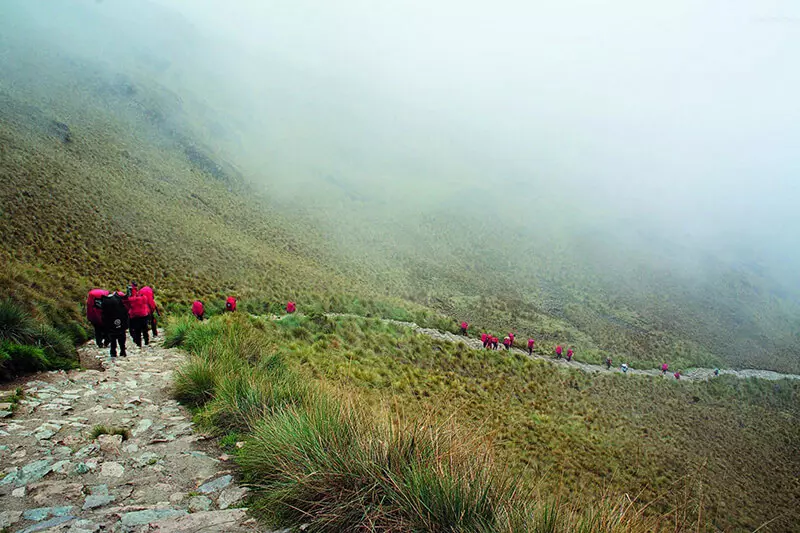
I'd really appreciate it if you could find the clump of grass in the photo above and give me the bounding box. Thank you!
[0,342,49,380]
[173,355,218,407]
[164,315,197,348]
[0,299,37,344]
[90,425,131,441]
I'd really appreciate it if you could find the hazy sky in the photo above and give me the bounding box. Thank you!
[151,0,800,244]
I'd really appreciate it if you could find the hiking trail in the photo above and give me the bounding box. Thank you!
[0,336,269,533]
[323,313,800,382]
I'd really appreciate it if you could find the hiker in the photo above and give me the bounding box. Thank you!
[503,336,511,350]
[481,333,489,347]
[566,348,574,362]
[674,371,681,380]
[225,297,237,312]
[661,363,668,375]
[86,288,109,348]
[127,291,151,348]
[605,357,612,370]
[96,291,129,358]
[555,345,563,359]
[492,336,499,350]
[140,286,159,337]
[527,338,535,355]
[128,281,139,297]
[286,301,296,314]
[714,368,720,377]
[508,332,515,346]
[191,300,205,320]
[621,363,629,374]
[460,321,469,336]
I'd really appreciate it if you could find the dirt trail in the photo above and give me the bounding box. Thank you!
[0,336,266,533]
[324,313,800,382]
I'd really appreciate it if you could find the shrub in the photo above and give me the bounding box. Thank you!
[90,425,131,441]
[173,356,218,407]
[164,315,197,348]
[0,299,36,343]
[0,341,49,379]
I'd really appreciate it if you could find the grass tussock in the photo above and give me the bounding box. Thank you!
[90,425,131,441]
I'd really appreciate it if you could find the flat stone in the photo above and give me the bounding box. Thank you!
[153,509,249,533]
[218,486,248,510]
[120,509,187,527]
[74,462,90,474]
[82,494,116,510]
[12,486,26,497]
[169,492,185,504]
[0,402,12,409]
[74,443,99,458]
[52,460,72,474]
[98,434,123,455]
[99,461,124,478]
[90,484,109,495]
[34,429,56,440]
[137,451,161,467]
[188,495,213,512]
[67,518,99,533]
[198,475,232,494]
[23,505,74,521]
[0,410,12,418]
[17,515,75,533]
[30,481,84,504]
[0,510,22,528]
[123,443,139,453]
[132,418,153,437]
[0,459,52,486]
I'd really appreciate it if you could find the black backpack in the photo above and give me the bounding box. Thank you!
[98,293,129,332]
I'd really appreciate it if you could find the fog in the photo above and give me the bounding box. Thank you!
[3,0,800,286]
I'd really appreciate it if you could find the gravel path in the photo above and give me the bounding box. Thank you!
[0,336,270,533]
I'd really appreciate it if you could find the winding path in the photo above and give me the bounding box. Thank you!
[322,313,800,382]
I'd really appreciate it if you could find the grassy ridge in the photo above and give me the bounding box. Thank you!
[167,314,714,532]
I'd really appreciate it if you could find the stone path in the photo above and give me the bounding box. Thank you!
[323,313,800,382]
[0,336,263,533]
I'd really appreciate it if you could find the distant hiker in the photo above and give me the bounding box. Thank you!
[674,371,681,380]
[503,336,511,350]
[527,338,535,355]
[460,321,469,335]
[555,345,563,359]
[605,357,612,370]
[714,368,720,377]
[128,281,139,297]
[566,348,574,362]
[621,363,629,374]
[127,292,151,348]
[492,336,499,350]
[86,289,109,348]
[286,301,296,314]
[508,332,515,346]
[481,333,489,347]
[96,291,129,358]
[661,363,668,376]
[191,300,205,321]
[140,286,159,337]
[225,297,237,312]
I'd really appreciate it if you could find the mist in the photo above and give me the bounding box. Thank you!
[2,0,800,292]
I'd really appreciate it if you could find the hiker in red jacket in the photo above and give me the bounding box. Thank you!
[605,357,612,369]
[661,363,668,375]
[191,300,205,320]
[555,345,563,359]
[460,321,468,336]
[225,297,237,312]
[127,293,151,348]
[86,289,109,348]
[674,371,681,380]
[527,338,535,355]
[502,336,511,350]
[491,336,499,350]
[508,332,515,346]
[481,333,488,347]
[566,348,574,362]
[286,301,296,314]
[139,286,159,337]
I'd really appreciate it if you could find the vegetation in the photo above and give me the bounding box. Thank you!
[0,299,79,379]
[89,425,131,441]
[168,315,799,531]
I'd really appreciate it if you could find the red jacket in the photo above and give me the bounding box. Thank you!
[527,338,535,348]
[503,337,511,346]
[662,363,668,372]
[556,345,563,355]
[226,297,237,312]
[192,300,204,317]
[567,349,574,358]
[140,286,157,314]
[481,333,488,343]
[509,333,515,343]
[128,294,150,318]
[461,322,468,330]
[286,301,296,313]
[491,337,498,344]
[86,289,109,325]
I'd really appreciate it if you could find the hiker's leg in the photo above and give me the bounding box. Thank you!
[150,314,158,336]
[142,318,150,346]
[94,325,104,347]
[119,333,127,356]
[131,321,142,348]
[110,335,118,357]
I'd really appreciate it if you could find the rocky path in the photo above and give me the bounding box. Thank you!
[324,313,800,382]
[0,337,263,533]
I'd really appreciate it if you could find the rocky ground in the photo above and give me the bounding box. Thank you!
[0,336,273,533]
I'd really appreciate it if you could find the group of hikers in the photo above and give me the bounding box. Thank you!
[189,298,296,320]
[459,322,700,379]
[85,282,159,358]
